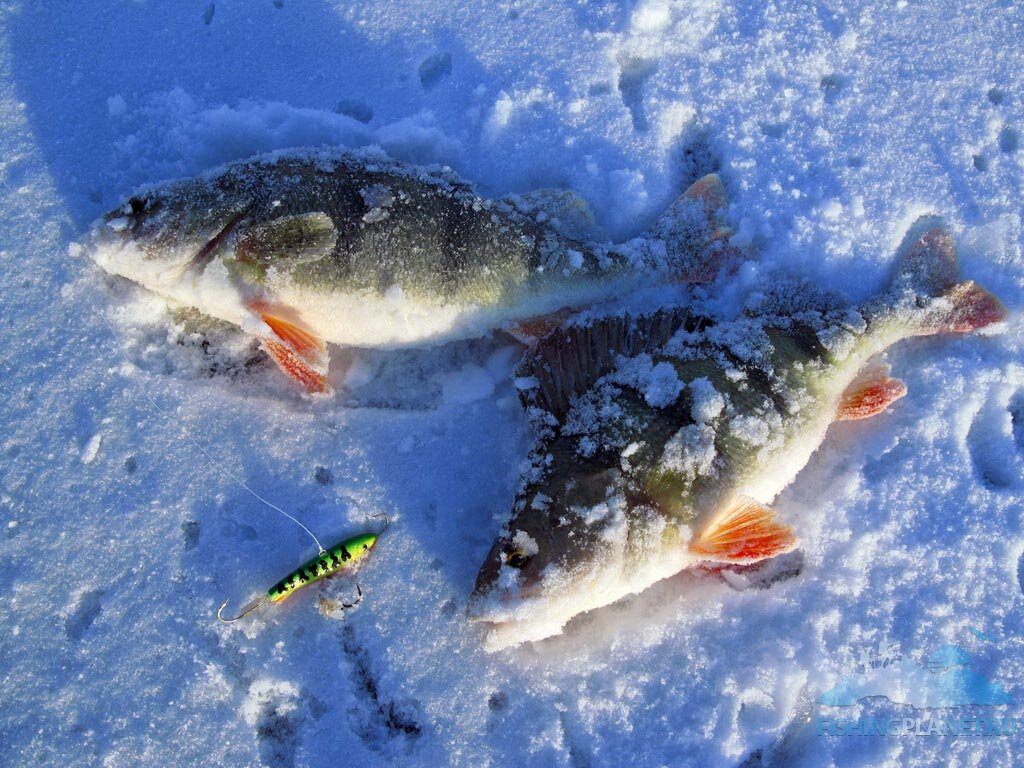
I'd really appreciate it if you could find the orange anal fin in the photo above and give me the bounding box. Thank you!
[690,496,797,564]
[506,307,578,345]
[837,376,907,421]
[247,302,331,395]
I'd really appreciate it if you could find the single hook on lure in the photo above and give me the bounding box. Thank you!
[217,531,380,623]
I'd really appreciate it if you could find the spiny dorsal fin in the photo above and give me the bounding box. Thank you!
[690,496,797,563]
[236,212,337,265]
[507,188,597,240]
[515,308,706,420]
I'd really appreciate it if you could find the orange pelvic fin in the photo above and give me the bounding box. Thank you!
[248,302,331,395]
[690,496,797,564]
[837,366,907,421]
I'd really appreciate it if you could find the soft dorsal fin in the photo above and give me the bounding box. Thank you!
[646,173,742,283]
[680,173,728,229]
[891,216,959,297]
[690,496,797,563]
[236,211,337,265]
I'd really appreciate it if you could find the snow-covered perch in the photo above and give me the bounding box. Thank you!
[468,219,1006,650]
[88,148,739,394]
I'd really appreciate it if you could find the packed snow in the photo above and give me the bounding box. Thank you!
[1,1,1022,767]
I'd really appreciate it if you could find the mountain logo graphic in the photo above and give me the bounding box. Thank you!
[818,644,1014,709]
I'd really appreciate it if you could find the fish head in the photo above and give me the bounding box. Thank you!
[468,473,675,651]
[90,176,254,289]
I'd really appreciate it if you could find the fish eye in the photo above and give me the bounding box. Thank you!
[128,197,147,216]
[504,548,531,569]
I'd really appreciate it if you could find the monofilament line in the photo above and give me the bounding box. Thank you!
[100,311,326,554]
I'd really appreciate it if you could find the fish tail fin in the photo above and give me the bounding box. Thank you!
[689,497,797,564]
[880,217,1005,335]
[647,174,742,284]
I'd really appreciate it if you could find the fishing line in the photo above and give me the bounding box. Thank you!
[100,310,327,554]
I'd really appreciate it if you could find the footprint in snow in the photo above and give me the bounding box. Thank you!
[64,588,104,641]
[999,126,1019,153]
[418,52,452,90]
[248,681,303,768]
[966,387,1024,490]
[616,51,657,132]
[335,98,373,124]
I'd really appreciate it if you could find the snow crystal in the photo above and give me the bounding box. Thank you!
[661,423,717,482]
[511,529,539,557]
[438,363,495,404]
[81,433,102,464]
[612,354,683,408]
[688,377,725,423]
[729,414,772,446]
[106,94,127,117]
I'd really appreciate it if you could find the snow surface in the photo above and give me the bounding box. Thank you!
[1,1,1023,766]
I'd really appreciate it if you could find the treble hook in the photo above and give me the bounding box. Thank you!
[369,512,391,534]
[217,595,267,623]
[340,581,363,609]
[218,582,363,623]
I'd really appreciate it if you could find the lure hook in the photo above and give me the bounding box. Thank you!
[217,595,267,623]
[369,512,391,534]
[341,581,363,609]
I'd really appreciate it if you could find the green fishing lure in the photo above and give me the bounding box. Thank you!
[217,532,379,622]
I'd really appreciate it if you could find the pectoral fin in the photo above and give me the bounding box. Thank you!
[248,302,332,395]
[690,496,797,563]
[236,212,337,265]
[837,365,907,421]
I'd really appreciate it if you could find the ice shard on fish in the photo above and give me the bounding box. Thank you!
[468,218,1005,650]
[89,148,737,394]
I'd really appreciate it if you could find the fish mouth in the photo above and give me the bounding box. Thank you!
[466,585,575,651]
[88,216,195,288]
[468,615,562,652]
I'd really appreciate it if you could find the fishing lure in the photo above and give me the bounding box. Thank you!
[217,531,380,622]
